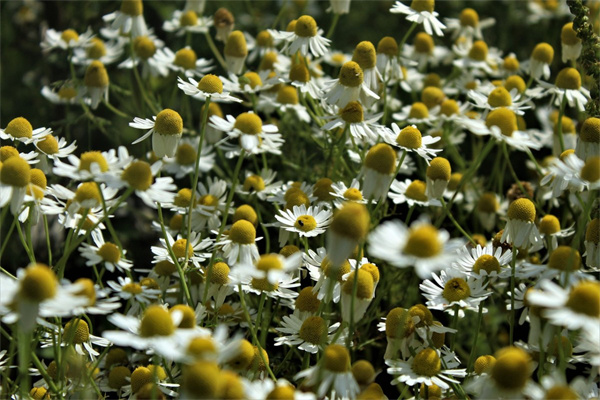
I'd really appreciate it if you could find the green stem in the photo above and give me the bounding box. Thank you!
[42,214,52,266]
[204,32,227,71]
[326,13,341,39]
[397,22,418,54]
[450,304,460,352]
[16,221,35,264]
[509,249,518,344]
[440,198,475,244]
[467,301,485,373]
[555,95,568,154]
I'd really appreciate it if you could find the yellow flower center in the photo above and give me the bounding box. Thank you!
[352,41,376,69]
[322,257,351,281]
[440,99,459,116]
[488,87,512,107]
[294,215,317,232]
[408,102,429,119]
[365,143,396,174]
[214,7,234,28]
[260,51,278,71]
[155,109,183,136]
[561,22,580,45]
[108,366,131,389]
[412,348,441,376]
[97,242,121,263]
[229,219,256,244]
[29,387,49,400]
[170,304,196,328]
[477,192,498,213]
[266,385,295,400]
[183,362,221,398]
[323,344,350,372]
[61,29,79,44]
[180,10,198,27]
[131,366,153,394]
[411,0,434,13]
[73,278,96,305]
[548,246,581,271]
[276,85,299,105]
[289,62,310,83]
[120,0,143,16]
[423,73,441,88]
[37,135,59,155]
[421,87,445,109]
[240,71,262,89]
[352,360,375,385]
[199,193,219,208]
[539,214,560,235]
[5,117,33,139]
[74,182,101,206]
[298,316,327,344]
[469,40,488,61]
[122,282,142,294]
[84,61,109,88]
[586,218,599,244]
[64,319,90,344]
[121,160,153,191]
[141,277,159,289]
[555,67,581,90]
[254,30,273,48]
[473,254,500,274]
[187,336,217,358]
[295,286,320,312]
[174,188,193,207]
[242,175,265,193]
[251,277,279,291]
[459,8,479,27]
[503,56,520,72]
[20,264,57,302]
[474,355,496,374]
[0,146,19,161]
[256,254,283,272]
[154,260,176,276]
[507,198,536,222]
[414,32,434,54]
[133,36,156,60]
[426,157,451,181]
[105,348,128,368]
[447,173,463,192]
[140,305,175,337]
[404,225,441,258]
[566,281,600,317]
[1,156,30,187]
[79,151,108,172]
[234,113,262,135]
[377,36,398,56]
[344,188,363,201]
[405,180,428,202]
[330,202,370,241]
[396,126,422,150]
[340,101,364,123]
[285,190,310,210]
[337,61,363,87]
[491,347,531,390]
[442,277,471,302]
[226,339,254,370]
[581,156,600,182]
[175,143,197,165]
[505,75,526,94]
[313,177,335,201]
[532,42,554,63]
[342,269,374,299]
[233,204,258,226]
[580,117,600,143]
[486,107,517,137]
[208,261,230,285]
[224,30,248,57]
[174,48,198,70]
[197,74,224,94]
[294,15,317,37]
[172,238,194,259]
[545,385,578,400]
[86,38,106,59]
[560,149,575,161]
[385,307,414,338]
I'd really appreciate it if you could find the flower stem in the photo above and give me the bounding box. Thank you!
[467,301,485,373]
[509,249,518,344]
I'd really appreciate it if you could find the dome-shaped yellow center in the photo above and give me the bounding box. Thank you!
[175,143,197,165]
[122,160,153,191]
[460,8,479,27]
[555,67,581,90]
[289,62,310,83]
[229,219,256,244]
[174,188,193,207]
[121,0,143,16]
[474,355,496,374]
[130,366,153,394]
[170,304,196,328]
[155,109,183,136]
[260,51,278,71]
[295,286,320,312]
[586,218,599,244]
[74,182,102,206]
[233,204,258,226]
[504,75,526,94]
[377,36,398,56]
[209,261,230,285]
[298,315,327,344]
[486,107,517,137]
[340,101,364,123]
[473,254,501,274]
[566,281,600,317]
[140,305,175,337]
[477,192,499,213]
[385,307,414,338]
[243,175,266,193]
[61,29,79,44]
[352,41,376,69]
[20,263,57,302]
[403,224,441,258]
[0,146,19,161]
[97,242,121,263]
[172,238,194,259]
[532,42,554,63]
[108,366,131,389]
[294,15,317,37]
[84,60,109,88]
[79,151,108,172]
[266,385,295,400]
[180,10,198,27]
[322,258,351,281]
[63,319,90,344]
[122,282,143,294]
[187,336,217,358]
[86,38,106,59]
[581,157,600,183]
[338,61,364,87]
[405,180,428,202]
[183,362,221,398]
[352,360,375,385]
[414,32,434,54]
[1,156,30,187]
[503,56,520,72]
[224,31,248,57]
[174,48,198,70]
[5,117,33,139]
[491,347,531,390]
[580,117,600,143]
[226,339,254,370]
[548,246,580,271]
[426,157,451,181]
[421,86,445,109]
[539,214,560,235]
[276,85,298,105]
[440,99,459,116]
[412,348,441,376]
[132,36,156,60]
[561,22,580,45]
[342,269,374,299]
[507,198,535,222]
[343,187,363,201]
[411,0,434,13]
[365,143,397,174]
[323,344,350,372]
[256,30,273,47]
[234,113,262,135]
[442,277,471,302]
[198,74,224,94]
[330,202,370,241]
[396,125,422,149]
[294,215,317,232]
[37,135,59,155]
[408,102,429,119]
[469,40,489,61]
[155,260,176,276]
[488,87,512,107]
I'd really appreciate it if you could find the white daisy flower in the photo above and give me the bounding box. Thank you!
[518,246,591,285]
[330,178,369,209]
[151,231,211,269]
[67,278,122,316]
[420,268,490,316]
[538,67,590,112]
[107,276,161,306]
[82,60,110,109]
[392,101,441,126]
[232,267,300,305]
[118,34,169,78]
[275,204,332,247]
[0,117,51,145]
[444,8,495,41]
[528,42,555,80]
[275,313,344,353]
[72,37,124,66]
[163,9,212,36]
[33,134,77,172]
[177,74,242,103]
[340,267,376,322]
[221,70,275,95]
[386,347,466,390]
[453,242,513,280]
[131,109,184,158]
[257,85,311,123]
[537,214,575,252]
[270,15,331,58]
[390,0,446,37]
[237,168,281,200]
[476,107,542,152]
[322,61,379,109]
[53,146,131,182]
[383,124,441,164]
[188,176,229,232]
[540,153,587,197]
[389,178,442,208]
[102,0,147,38]
[501,198,542,249]
[210,112,281,155]
[218,220,261,266]
[358,143,399,201]
[162,139,215,180]
[41,27,94,51]
[156,46,213,78]
[576,117,600,162]
[369,218,464,279]
[79,230,133,273]
[468,86,532,115]
[41,320,110,360]
[305,247,351,304]
[452,40,501,75]
[41,85,89,105]
[0,156,36,215]
[247,30,278,63]
[403,32,449,71]
[322,101,389,145]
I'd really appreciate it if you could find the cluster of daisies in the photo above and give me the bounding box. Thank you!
[1,0,599,398]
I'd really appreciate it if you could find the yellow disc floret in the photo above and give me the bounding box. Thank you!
[474,355,496,374]
[555,67,581,90]
[174,188,193,207]
[140,305,175,337]
[408,102,429,119]
[440,99,459,116]
[561,22,580,45]
[412,348,441,377]
[74,182,101,206]
[385,307,414,338]
[548,246,581,271]
[507,198,536,222]
[61,29,79,44]
[180,10,198,27]
[295,286,320,312]
[442,277,471,302]
[339,61,363,87]
[224,31,248,57]
[172,238,194,259]
[79,151,108,172]
[84,61,109,88]
[108,366,131,389]
[539,214,560,235]
[352,360,375,385]
[340,101,364,123]
[294,15,317,37]
[566,281,600,317]
[294,215,317,232]
[198,74,223,94]
[227,339,254,370]
[233,204,258,226]
[19,263,57,302]
[154,109,183,136]
[352,41,377,69]
[121,0,143,16]
[4,117,33,139]
[174,48,198,70]
[243,174,266,192]
[121,160,153,191]
[183,361,221,398]
[580,117,600,143]
[365,143,397,174]
[411,0,434,13]
[330,202,370,241]
[405,180,428,202]
[229,220,256,244]
[586,218,599,244]
[234,113,262,135]
[532,42,554,63]
[486,107,517,137]
[323,344,350,372]
[37,135,59,155]
[276,85,299,105]
[342,269,374,299]
[63,319,90,344]
[414,32,434,54]
[377,36,398,56]
[581,157,600,182]
[426,157,451,181]
[175,143,196,165]
[460,8,479,27]
[97,242,121,263]
[504,75,526,94]
[473,254,501,274]
[344,188,363,201]
[503,55,520,72]
[1,156,30,187]
[404,224,441,258]
[170,304,196,328]
[421,86,445,109]
[488,87,512,107]
[491,347,531,390]
[469,40,488,61]
[299,315,327,344]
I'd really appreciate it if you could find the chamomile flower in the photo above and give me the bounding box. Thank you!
[275,204,332,247]
[538,67,590,112]
[40,27,94,51]
[352,41,382,96]
[103,0,147,38]
[233,252,302,289]
[452,39,500,74]
[0,117,51,145]
[304,247,351,303]
[584,218,599,270]
[33,134,77,169]
[43,319,110,360]
[0,156,33,215]
[107,276,161,306]
[53,147,131,181]
[162,138,215,179]
[454,242,513,280]
[386,347,466,390]
[131,109,184,158]
[163,9,212,36]
[295,344,360,399]
[518,246,590,284]
[72,37,124,65]
[118,34,170,78]
[576,117,600,162]
[528,42,554,80]
[236,169,280,200]
[404,32,449,71]
[218,220,261,266]
[359,143,398,201]
[561,22,582,63]
[444,8,495,41]
[384,124,442,163]
[392,101,440,126]
[275,314,344,353]
[79,231,133,273]
[189,176,229,231]
[221,70,275,95]
[537,214,575,252]
[330,179,369,209]
[177,74,242,103]
[481,107,542,152]
[83,60,111,109]
[283,57,322,99]
[340,268,376,322]
[210,112,281,155]
[40,85,87,105]
[151,231,211,269]
[369,218,464,278]
[322,101,388,145]
[322,61,380,108]
[420,268,490,316]
[468,85,532,115]
[527,279,600,334]
[257,85,311,123]
[271,15,330,58]
[540,151,586,197]
[157,46,213,78]
[327,202,370,266]
[68,278,122,316]
[390,0,446,37]
[389,179,442,207]
[501,198,541,249]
